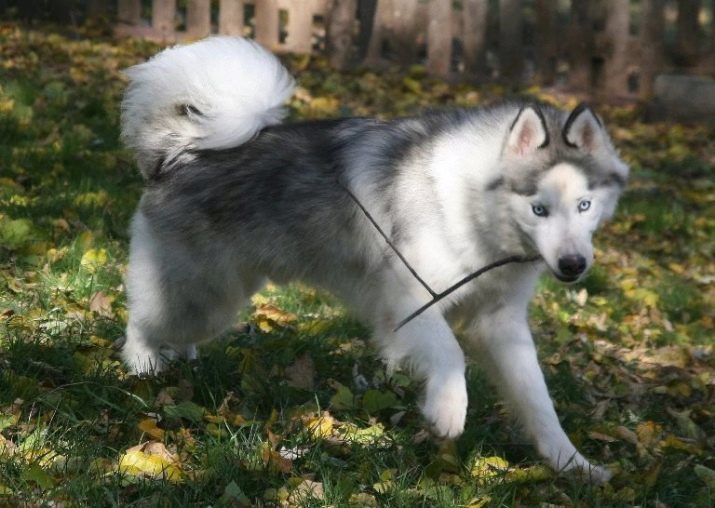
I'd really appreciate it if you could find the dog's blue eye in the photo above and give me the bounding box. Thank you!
[532,205,548,217]
[578,200,591,212]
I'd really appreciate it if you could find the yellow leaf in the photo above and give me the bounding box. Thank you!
[337,422,385,446]
[251,293,270,306]
[465,496,492,508]
[660,434,702,455]
[137,418,165,440]
[73,190,109,208]
[505,464,553,483]
[256,318,273,333]
[306,413,334,440]
[118,443,183,482]
[78,231,94,249]
[308,96,339,115]
[349,492,378,506]
[231,414,249,426]
[624,287,660,307]
[80,248,108,272]
[470,456,509,482]
[636,421,663,448]
[254,304,297,324]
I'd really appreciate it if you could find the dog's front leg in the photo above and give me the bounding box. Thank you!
[468,309,610,482]
[371,299,467,438]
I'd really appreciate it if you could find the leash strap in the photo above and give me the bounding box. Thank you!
[341,181,540,331]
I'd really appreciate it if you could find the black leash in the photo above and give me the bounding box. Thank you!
[340,181,540,331]
[393,254,540,331]
[341,184,437,298]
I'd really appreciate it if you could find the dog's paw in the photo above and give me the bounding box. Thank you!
[422,373,468,439]
[571,463,612,485]
[121,343,165,376]
[553,453,612,484]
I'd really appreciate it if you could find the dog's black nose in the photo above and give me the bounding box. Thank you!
[558,255,586,278]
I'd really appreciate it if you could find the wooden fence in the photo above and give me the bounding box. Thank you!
[103,1,715,100]
[116,0,330,53]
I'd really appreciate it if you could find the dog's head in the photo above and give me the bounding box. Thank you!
[500,103,628,282]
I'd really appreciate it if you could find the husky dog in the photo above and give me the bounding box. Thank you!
[120,37,628,481]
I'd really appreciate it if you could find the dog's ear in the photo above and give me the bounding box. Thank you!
[505,105,549,156]
[562,103,605,152]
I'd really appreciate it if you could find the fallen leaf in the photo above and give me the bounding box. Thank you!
[505,464,554,483]
[285,353,315,390]
[138,417,165,440]
[254,304,297,325]
[329,381,355,410]
[88,291,114,317]
[306,413,334,440]
[636,421,663,448]
[118,442,183,482]
[80,248,108,272]
[288,479,324,503]
[470,456,509,484]
[163,401,204,424]
[0,218,33,249]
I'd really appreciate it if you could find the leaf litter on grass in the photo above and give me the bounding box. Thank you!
[0,22,714,506]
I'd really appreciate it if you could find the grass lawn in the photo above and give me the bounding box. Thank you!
[0,23,714,506]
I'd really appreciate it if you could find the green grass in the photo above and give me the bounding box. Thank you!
[1,23,714,506]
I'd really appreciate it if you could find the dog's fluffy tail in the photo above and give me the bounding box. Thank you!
[121,36,295,179]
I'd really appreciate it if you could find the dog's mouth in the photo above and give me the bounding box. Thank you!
[553,271,582,283]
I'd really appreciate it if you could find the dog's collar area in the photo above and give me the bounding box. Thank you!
[339,179,541,331]
[393,254,541,331]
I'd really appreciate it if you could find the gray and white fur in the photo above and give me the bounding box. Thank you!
[120,37,628,482]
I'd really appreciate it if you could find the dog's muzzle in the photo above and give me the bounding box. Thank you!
[555,254,587,282]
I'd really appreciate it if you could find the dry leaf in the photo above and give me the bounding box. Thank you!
[89,291,114,317]
[137,417,165,440]
[254,304,297,325]
[288,479,324,503]
[285,353,315,391]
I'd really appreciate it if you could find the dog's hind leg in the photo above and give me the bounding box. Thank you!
[122,211,261,374]
[466,308,611,483]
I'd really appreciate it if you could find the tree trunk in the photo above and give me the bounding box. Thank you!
[427,0,452,79]
[676,0,701,68]
[327,0,357,69]
[639,0,664,98]
[499,0,523,85]
[602,0,629,98]
[219,0,244,36]
[462,0,488,80]
[534,0,557,84]
[186,0,211,39]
